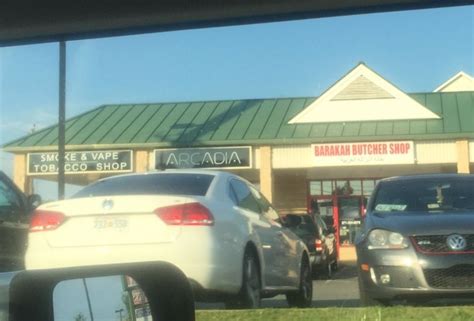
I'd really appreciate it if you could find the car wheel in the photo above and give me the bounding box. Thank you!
[330,258,338,272]
[226,252,261,309]
[286,258,313,308]
[326,262,333,279]
[311,264,319,280]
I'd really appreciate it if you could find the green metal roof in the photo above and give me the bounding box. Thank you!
[3,92,474,152]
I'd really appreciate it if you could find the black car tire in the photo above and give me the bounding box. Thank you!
[287,258,313,308]
[311,265,319,280]
[225,252,261,309]
[330,258,338,272]
[326,261,333,279]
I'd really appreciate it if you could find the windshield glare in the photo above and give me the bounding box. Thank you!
[372,178,474,212]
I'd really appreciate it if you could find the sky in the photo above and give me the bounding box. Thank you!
[0,5,473,320]
[53,276,126,321]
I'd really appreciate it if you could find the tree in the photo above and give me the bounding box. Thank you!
[121,292,133,321]
[73,312,87,321]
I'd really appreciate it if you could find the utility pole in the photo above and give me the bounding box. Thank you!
[82,278,94,321]
[115,308,124,321]
[58,40,66,200]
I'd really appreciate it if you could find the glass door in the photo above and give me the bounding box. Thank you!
[336,196,363,245]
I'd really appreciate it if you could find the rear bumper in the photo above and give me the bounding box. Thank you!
[310,253,323,266]
[25,235,242,295]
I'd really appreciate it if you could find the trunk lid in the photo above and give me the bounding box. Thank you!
[37,195,200,247]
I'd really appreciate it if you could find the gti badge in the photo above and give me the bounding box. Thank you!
[102,199,114,211]
[446,234,466,251]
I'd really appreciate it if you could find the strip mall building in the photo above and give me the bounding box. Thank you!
[4,63,474,252]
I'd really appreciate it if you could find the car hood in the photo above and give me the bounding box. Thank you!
[366,211,474,236]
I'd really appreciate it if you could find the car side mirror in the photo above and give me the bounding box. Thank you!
[1,261,195,321]
[27,194,42,210]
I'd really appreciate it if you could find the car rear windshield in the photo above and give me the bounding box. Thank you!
[286,215,318,237]
[372,177,474,213]
[72,173,214,198]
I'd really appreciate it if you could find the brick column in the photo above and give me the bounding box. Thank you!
[456,139,470,174]
[134,150,149,173]
[13,154,32,194]
[259,146,273,203]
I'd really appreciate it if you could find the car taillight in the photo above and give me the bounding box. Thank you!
[154,202,214,226]
[30,210,66,232]
[315,239,323,252]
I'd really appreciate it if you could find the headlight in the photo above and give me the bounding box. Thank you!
[367,229,408,250]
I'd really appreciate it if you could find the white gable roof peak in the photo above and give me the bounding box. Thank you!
[434,71,474,92]
[289,63,441,124]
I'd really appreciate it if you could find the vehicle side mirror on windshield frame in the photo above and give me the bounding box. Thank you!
[27,194,42,211]
[0,261,195,321]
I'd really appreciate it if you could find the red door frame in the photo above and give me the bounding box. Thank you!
[308,194,367,258]
[307,195,340,256]
[336,195,365,246]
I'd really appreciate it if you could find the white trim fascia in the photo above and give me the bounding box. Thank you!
[434,71,474,92]
[289,64,441,124]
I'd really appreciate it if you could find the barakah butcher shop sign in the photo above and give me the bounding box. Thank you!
[312,141,415,166]
[27,150,133,175]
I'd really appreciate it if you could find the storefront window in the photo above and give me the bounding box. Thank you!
[335,180,355,196]
[362,180,375,196]
[309,181,322,195]
[312,179,377,196]
[350,180,361,195]
[322,181,332,195]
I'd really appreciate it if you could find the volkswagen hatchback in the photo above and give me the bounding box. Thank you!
[356,174,474,305]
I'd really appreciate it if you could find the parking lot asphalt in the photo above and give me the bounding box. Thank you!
[197,261,360,309]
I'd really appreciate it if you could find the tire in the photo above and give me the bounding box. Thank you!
[330,258,338,272]
[311,264,319,280]
[286,258,313,308]
[326,262,333,279]
[225,252,261,309]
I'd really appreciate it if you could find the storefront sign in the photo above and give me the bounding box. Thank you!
[154,146,252,169]
[312,141,414,166]
[27,150,133,175]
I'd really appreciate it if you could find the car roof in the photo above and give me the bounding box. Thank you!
[95,169,235,183]
[378,173,474,183]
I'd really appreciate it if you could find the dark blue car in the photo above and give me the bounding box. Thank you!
[356,174,474,305]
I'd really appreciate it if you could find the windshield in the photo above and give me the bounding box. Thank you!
[1,3,473,319]
[372,177,474,212]
[72,173,214,198]
[285,215,318,237]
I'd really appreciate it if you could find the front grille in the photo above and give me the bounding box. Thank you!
[412,234,474,253]
[424,265,474,289]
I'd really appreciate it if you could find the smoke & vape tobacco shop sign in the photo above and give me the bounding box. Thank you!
[27,150,133,175]
[154,146,252,169]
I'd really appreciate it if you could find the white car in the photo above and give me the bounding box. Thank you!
[25,170,312,308]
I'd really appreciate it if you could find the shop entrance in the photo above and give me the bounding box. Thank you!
[308,179,378,252]
[337,196,364,245]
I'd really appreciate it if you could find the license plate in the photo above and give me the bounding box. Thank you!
[94,217,129,230]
